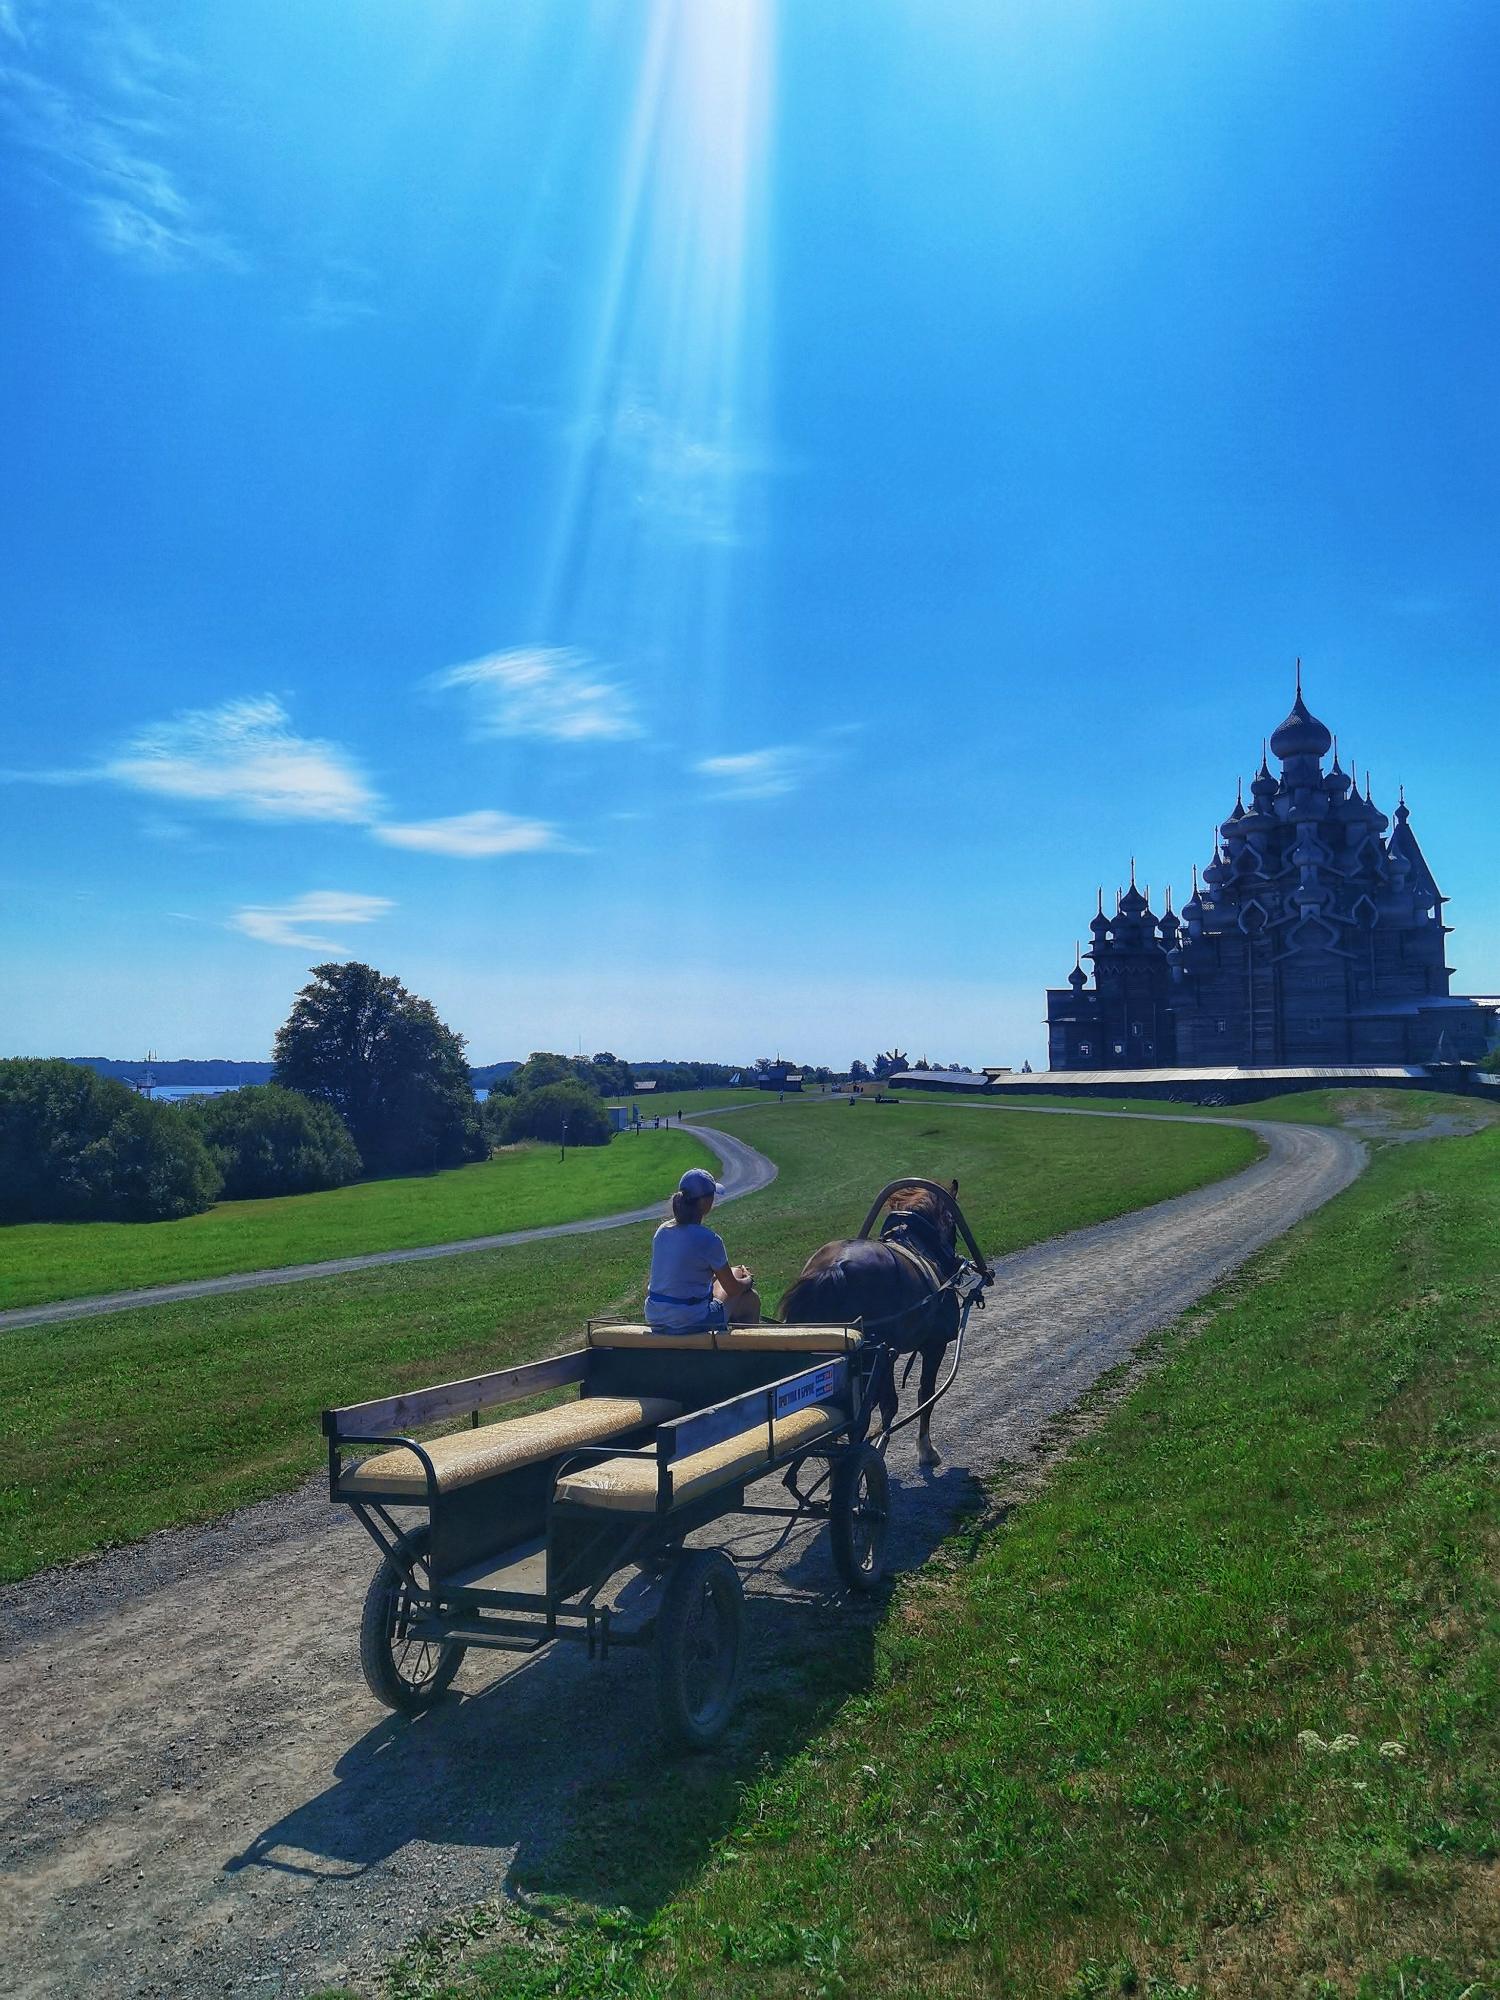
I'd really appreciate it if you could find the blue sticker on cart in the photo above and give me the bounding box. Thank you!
[775,1363,839,1417]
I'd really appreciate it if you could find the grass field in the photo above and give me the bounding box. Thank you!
[0,1101,1255,1582]
[899,1086,1500,1134]
[0,1128,707,1312]
[441,1121,1499,2000]
[605,1087,785,1118]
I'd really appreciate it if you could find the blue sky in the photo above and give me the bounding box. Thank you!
[3,0,1497,1069]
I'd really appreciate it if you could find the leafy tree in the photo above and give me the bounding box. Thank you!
[492,1080,613,1147]
[0,1058,220,1222]
[178,1084,361,1200]
[272,962,485,1176]
[1482,1048,1500,1075]
[849,1059,870,1081]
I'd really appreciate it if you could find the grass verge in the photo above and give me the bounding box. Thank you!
[442,1123,1498,2000]
[0,1103,1253,1581]
[0,1129,707,1312]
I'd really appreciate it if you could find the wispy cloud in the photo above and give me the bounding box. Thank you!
[0,11,242,272]
[373,810,562,858]
[694,746,817,801]
[230,891,393,951]
[106,697,378,822]
[432,647,643,743]
[302,257,379,331]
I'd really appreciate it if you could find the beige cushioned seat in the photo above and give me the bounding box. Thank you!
[587,1323,861,1353]
[338,1395,681,1499]
[553,1401,842,1514]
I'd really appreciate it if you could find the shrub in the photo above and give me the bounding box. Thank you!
[177,1084,361,1200]
[0,1058,221,1222]
[490,1080,613,1148]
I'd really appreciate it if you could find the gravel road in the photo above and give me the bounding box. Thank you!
[0,1118,773,1335]
[0,1113,1364,1999]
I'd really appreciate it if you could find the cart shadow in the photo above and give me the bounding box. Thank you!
[225,1460,986,1915]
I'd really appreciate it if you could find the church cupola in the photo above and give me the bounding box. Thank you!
[1089,886,1110,943]
[1202,835,1230,890]
[1067,942,1087,992]
[1270,661,1334,767]
[1250,744,1277,809]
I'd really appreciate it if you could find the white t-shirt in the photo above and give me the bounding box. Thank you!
[646,1221,728,1328]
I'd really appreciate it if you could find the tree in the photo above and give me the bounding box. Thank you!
[872,1049,909,1079]
[0,1058,220,1222]
[493,1080,613,1147]
[849,1059,870,1081]
[178,1084,361,1200]
[272,963,485,1176]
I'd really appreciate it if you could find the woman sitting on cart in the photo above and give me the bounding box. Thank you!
[645,1167,760,1332]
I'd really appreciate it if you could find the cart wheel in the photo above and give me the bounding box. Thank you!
[360,1525,466,1714]
[654,1550,744,1752]
[830,1442,890,1593]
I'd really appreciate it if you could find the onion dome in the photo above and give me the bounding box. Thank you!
[1068,942,1087,992]
[1202,836,1229,889]
[1158,885,1180,941]
[1250,743,1277,806]
[1221,778,1249,837]
[1089,886,1110,940]
[1269,663,1333,765]
[1118,859,1148,918]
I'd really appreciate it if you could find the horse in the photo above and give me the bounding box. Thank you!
[778,1180,962,1469]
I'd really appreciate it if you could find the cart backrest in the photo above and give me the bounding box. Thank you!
[586,1322,862,1353]
[323,1348,588,1441]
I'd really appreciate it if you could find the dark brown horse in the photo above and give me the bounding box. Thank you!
[778,1181,962,1468]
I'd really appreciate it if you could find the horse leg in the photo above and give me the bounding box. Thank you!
[916,1342,944,1468]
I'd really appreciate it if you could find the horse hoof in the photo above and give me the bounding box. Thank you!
[918,1443,942,1469]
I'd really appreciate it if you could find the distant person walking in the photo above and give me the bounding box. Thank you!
[644,1168,760,1332]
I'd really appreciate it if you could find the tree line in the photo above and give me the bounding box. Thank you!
[3,963,764,1225]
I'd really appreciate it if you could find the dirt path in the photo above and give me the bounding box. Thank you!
[0,1119,774,1335]
[0,1117,1364,1999]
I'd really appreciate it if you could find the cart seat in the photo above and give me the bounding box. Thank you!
[553,1401,842,1514]
[587,1323,862,1353]
[338,1395,682,1499]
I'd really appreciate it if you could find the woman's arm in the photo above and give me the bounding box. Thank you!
[713,1262,754,1299]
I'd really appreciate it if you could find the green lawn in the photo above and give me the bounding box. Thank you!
[909,1085,1500,1132]
[605,1086,787,1119]
[0,1102,1254,1581]
[0,1128,708,1311]
[446,1123,1498,2000]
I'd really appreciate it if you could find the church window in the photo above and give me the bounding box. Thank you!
[1215,1019,1227,1033]
[1112,1042,1124,1056]
[1079,1042,1092,1057]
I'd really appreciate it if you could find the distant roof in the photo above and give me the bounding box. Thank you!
[1032,1065,1431,1084]
[633,1079,658,1090]
[891,1069,991,1089]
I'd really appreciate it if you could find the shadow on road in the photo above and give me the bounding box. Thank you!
[225,1461,987,1923]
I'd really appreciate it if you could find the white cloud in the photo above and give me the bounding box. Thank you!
[230,891,393,951]
[106,696,379,823]
[373,809,561,858]
[432,647,642,743]
[694,746,813,800]
[0,19,241,273]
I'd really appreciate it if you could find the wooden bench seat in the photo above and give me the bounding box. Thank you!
[553,1400,842,1514]
[586,1323,862,1353]
[337,1395,682,1499]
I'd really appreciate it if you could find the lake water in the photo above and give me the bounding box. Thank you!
[147,1084,491,1102]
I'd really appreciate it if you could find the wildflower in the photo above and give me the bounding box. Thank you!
[1329,1734,1359,1753]
[1296,1730,1327,1753]
[1377,1741,1407,1760]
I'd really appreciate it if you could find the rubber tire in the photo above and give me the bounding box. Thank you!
[830,1442,891,1594]
[359,1525,466,1714]
[654,1549,744,1752]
